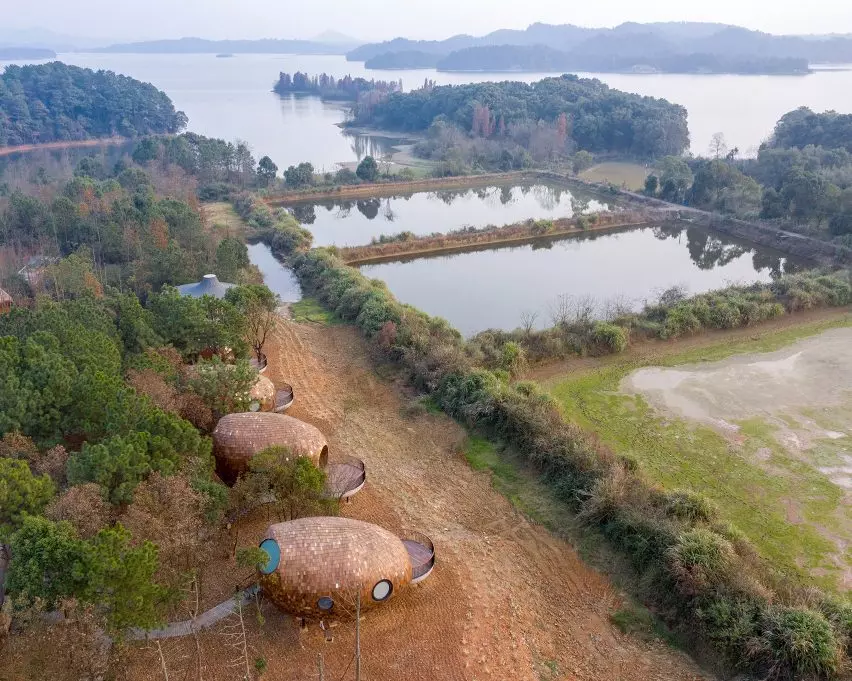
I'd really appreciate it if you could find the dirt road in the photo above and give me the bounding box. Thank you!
[214,318,708,681]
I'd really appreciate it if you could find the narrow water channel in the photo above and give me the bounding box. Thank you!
[246,242,302,303]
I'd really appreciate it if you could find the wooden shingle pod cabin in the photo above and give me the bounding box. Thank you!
[213,413,328,483]
[257,517,435,618]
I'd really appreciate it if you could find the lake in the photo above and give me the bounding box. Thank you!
[4,54,852,164]
[359,224,804,336]
[289,183,612,247]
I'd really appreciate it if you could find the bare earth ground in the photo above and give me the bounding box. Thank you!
[623,327,852,586]
[115,317,708,681]
[579,162,649,191]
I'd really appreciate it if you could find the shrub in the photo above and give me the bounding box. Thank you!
[756,607,840,680]
[668,528,735,595]
[591,322,628,353]
[664,489,717,523]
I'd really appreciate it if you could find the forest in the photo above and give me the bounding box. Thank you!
[642,108,852,244]
[0,62,187,147]
[352,75,690,158]
[0,138,338,670]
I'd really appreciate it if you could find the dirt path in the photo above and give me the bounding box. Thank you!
[526,306,852,384]
[240,318,707,681]
[0,137,126,157]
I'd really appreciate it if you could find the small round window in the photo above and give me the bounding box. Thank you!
[372,579,393,602]
[317,597,334,611]
[258,538,280,575]
[249,400,261,412]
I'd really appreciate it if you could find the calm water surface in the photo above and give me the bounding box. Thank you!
[246,242,302,302]
[5,54,852,163]
[291,183,611,247]
[360,224,803,336]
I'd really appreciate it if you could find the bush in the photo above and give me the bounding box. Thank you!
[757,607,840,680]
[668,528,735,595]
[664,489,717,523]
[591,322,628,353]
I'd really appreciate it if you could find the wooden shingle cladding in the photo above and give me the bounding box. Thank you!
[212,412,329,483]
[259,517,413,617]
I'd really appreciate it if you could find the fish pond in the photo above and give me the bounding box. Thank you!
[359,223,805,337]
[287,182,612,247]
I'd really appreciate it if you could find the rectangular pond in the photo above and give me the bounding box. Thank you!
[359,224,805,337]
[288,182,613,247]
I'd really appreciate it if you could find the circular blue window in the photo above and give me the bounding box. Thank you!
[258,538,281,575]
[317,597,334,611]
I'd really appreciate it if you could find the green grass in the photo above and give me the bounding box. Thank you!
[461,435,577,531]
[547,316,852,592]
[610,602,680,647]
[290,297,338,325]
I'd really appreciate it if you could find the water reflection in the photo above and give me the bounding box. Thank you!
[359,223,805,336]
[245,242,302,303]
[293,183,612,247]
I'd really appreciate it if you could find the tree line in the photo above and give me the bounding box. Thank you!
[273,71,402,101]
[0,62,187,147]
[352,74,690,159]
[642,108,852,244]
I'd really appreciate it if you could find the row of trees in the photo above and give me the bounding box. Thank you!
[353,74,690,158]
[273,72,402,101]
[642,115,852,242]
[0,62,187,147]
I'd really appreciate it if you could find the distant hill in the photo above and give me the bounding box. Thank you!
[93,37,354,55]
[351,21,852,71]
[0,27,105,51]
[365,51,441,69]
[0,47,57,60]
[433,45,810,75]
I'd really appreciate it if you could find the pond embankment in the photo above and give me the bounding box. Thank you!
[264,172,537,205]
[339,209,668,265]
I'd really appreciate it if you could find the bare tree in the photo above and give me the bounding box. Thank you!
[709,132,728,160]
[519,309,539,335]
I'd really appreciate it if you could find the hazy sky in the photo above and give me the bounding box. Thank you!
[5,0,852,42]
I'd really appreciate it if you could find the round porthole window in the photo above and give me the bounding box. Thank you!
[317,597,334,611]
[258,538,280,575]
[372,579,393,602]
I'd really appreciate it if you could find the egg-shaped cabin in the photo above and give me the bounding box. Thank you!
[258,517,418,618]
[212,412,328,484]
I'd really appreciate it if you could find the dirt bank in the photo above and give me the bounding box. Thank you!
[340,211,664,265]
[0,137,126,157]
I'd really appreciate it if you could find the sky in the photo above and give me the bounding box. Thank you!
[3,0,852,43]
